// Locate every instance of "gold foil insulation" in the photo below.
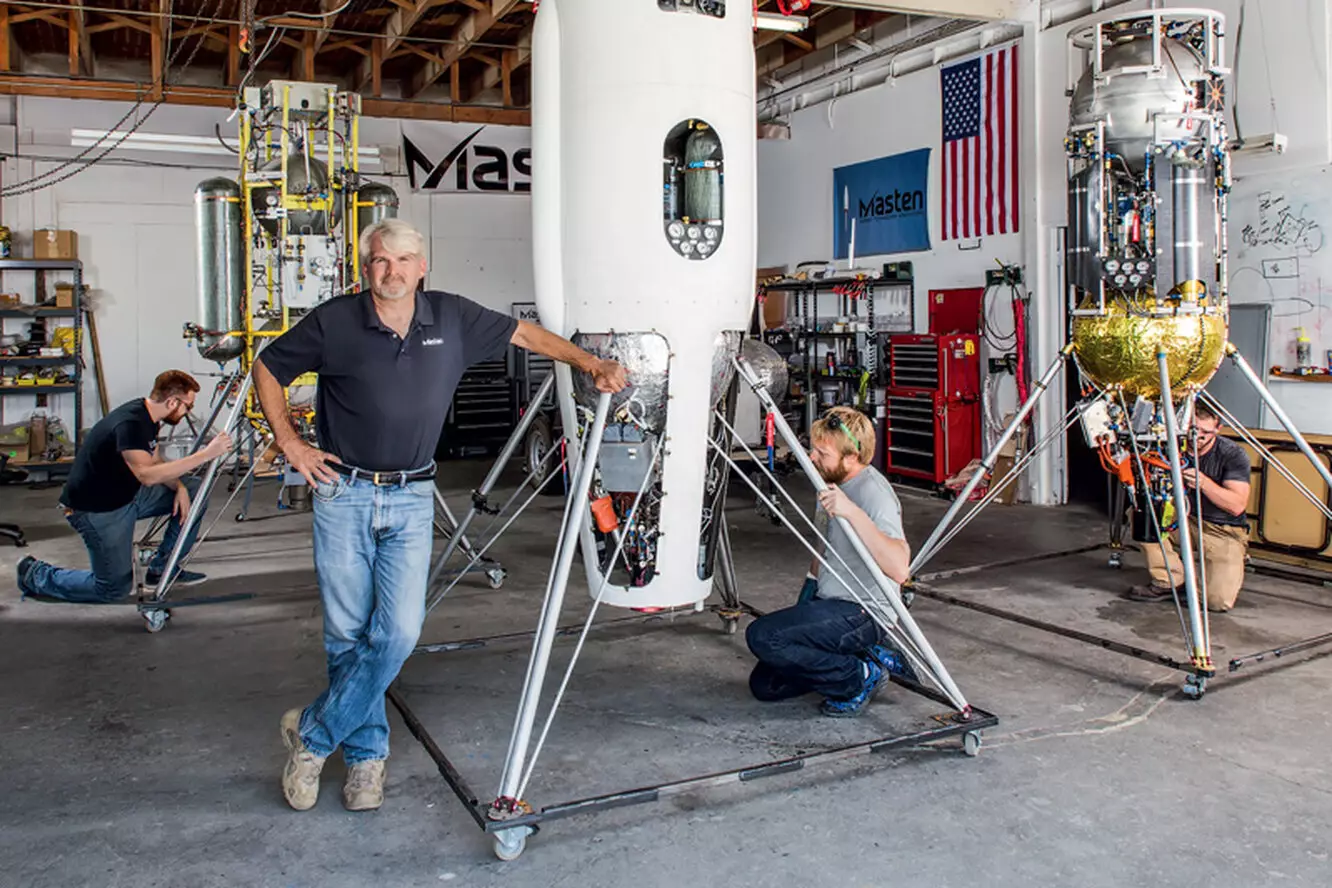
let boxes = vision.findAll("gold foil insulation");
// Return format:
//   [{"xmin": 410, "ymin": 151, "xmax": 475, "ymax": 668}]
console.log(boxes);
[{"xmin": 1071, "ymin": 295, "xmax": 1228, "ymax": 399}]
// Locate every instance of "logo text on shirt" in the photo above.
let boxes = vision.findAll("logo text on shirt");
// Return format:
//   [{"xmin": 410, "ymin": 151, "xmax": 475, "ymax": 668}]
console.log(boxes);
[{"xmin": 422, "ymin": 338, "xmax": 444, "ymax": 346}]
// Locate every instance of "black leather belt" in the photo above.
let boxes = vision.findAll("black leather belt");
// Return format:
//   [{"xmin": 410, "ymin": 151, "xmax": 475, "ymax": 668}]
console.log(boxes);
[{"xmin": 329, "ymin": 461, "xmax": 436, "ymax": 486}]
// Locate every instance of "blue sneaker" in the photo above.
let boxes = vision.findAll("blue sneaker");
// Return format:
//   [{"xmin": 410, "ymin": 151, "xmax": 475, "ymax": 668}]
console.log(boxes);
[
  {"xmin": 820, "ymin": 657, "xmax": 889, "ymax": 718},
  {"xmin": 866, "ymin": 643, "xmax": 919, "ymax": 684},
  {"xmin": 16, "ymin": 556, "xmax": 37, "ymax": 599},
  {"xmin": 145, "ymin": 567, "xmax": 207, "ymax": 588}
]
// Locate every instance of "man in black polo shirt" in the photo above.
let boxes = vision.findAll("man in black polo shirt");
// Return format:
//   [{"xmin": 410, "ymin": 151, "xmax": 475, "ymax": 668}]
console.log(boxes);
[
  {"xmin": 16, "ymin": 370, "xmax": 232, "ymax": 603},
  {"xmin": 256, "ymin": 218, "xmax": 627, "ymax": 813},
  {"xmin": 1127, "ymin": 403, "xmax": 1252, "ymax": 613}
]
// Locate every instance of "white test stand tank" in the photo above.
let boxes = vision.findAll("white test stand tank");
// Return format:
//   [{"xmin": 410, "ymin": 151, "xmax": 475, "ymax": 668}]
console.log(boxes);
[{"xmin": 532, "ymin": 0, "xmax": 756, "ymax": 610}]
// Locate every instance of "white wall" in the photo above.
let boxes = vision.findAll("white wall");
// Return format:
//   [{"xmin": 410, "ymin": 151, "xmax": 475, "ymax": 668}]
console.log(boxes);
[
  {"xmin": 0, "ymin": 96, "xmax": 532, "ymax": 434},
  {"xmin": 758, "ymin": 57, "xmax": 1025, "ymax": 320}
]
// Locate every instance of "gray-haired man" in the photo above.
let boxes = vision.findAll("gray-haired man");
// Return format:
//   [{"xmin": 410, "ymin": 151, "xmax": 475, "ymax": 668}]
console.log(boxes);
[{"xmin": 254, "ymin": 218, "xmax": 628, "ymax": 812}]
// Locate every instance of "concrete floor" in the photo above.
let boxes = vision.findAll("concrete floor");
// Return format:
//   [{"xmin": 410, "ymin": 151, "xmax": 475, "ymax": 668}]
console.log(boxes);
[{"xmin": 1, "ymin": 460, "xmax": 1330, "ymax": 887}]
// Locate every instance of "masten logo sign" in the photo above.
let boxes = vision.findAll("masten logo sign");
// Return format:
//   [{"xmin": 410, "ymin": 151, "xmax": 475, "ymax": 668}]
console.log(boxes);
[{"xmin": 402, "ymin": 124, "xmax": 532, "ymax": 193}]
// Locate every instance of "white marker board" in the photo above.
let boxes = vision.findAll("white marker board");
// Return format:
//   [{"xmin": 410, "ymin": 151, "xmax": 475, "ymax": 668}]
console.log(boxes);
[{"xmin": 1229, "ymin": 167, "xmax": 1332, "ymax": 369}]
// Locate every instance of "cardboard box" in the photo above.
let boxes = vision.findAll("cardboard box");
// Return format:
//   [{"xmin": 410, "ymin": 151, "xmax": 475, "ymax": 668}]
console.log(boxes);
[
  {"xmin": 757, "ymin": 265, "xmax": 788, "ymax": 330},
  {"xmin": 28, "ymin": 416, "xmax": 47, "ymax": 457},
  {"xmin": 54, "ymin": 283, "xmax": 76, "ymax": 308},
  {"xmin": 2, "ymin": 443, "xmax": 30, "ymax": 464},
  {"xmin": 34, "ymin": 229, "xmax": 78, "ymax": 260}
]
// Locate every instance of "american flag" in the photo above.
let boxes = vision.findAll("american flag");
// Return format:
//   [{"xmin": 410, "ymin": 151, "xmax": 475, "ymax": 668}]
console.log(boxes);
[{"xmin": 940, "ymin": 43, "xmax": 1019, "ymax": 240}]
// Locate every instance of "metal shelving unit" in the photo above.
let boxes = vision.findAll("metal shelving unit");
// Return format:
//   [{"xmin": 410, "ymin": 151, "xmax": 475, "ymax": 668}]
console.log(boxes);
[
  {"xmin": 0, "ymin": 258, "xmax": 84, "ymax": 470},
  {"xmin": 762, "ymin": 265, "xmax": 915, "ymax": 438}
]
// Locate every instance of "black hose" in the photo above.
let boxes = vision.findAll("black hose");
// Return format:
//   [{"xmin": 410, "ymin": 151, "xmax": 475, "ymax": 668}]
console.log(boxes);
[
  {"xmin": 214, "ymin": 124, "xmax": 239, "ymax": 155},
  {"xmin": 1233, "ymin": 0, "xmax": 1246, "ymax": 148}
]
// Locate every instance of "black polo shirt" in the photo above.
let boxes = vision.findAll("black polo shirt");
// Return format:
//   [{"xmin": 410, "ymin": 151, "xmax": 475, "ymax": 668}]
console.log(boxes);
[
  {"xmin": 62, "ymin": 398, "xmax": 159, "ymax": 512},
  {"xmin": 257, "ymin": 290, "xmax": 518, "ymax": 472}
]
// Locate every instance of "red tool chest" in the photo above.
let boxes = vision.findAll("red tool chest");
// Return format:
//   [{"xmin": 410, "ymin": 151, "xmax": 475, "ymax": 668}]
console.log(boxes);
[{"xmin": 883, "ymin": 334, "xmax": 981, "ymax": 484}]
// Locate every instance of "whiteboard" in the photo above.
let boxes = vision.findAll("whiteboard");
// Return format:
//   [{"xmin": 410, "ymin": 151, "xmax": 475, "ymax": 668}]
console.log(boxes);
[{"xmin": 1229, "ymin": 167, "xmax": 1332, "ymax": 370}]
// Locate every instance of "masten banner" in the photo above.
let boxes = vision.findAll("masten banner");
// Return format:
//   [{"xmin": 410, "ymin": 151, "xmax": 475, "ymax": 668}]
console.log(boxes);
[{"xmin": 833, "ymin": 147, "xmax": 931, "ymax": 258}]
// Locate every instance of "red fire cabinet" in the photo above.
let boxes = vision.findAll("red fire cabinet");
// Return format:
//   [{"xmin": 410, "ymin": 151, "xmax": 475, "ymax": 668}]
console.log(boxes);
[
  {"xmin": 927, "ymin": 287, "xmax": 985, "ymax": 336},
  {"xmin": 882, "ymin": 333, "xmax": 981, "ymax": 484}
]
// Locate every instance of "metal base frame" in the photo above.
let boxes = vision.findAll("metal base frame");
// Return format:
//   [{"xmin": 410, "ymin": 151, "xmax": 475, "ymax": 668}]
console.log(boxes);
[
  {"xmin": 392, "ymin": 374, "xmax": 998, "ymax": 860},
  {"xmin": 388, "ymin": 607, "xmax": 998, "ymax": 849},
  {"xmin": 903, "ymin": 342, "xmax": 1332, "ymax": 699}
]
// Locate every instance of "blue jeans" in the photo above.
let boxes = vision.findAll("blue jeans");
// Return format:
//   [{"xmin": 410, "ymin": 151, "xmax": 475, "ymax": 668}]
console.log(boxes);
[
  {"xmin": 297, "ymin": 473, "xmax": 435, "ymax": 764},
  {"xmin": 746, "ymin": 598, "xmax": 883, "ymax": 701},
  {"xmin": 24, "ymin": 477, "xmax": 204, "ymax": 604}
]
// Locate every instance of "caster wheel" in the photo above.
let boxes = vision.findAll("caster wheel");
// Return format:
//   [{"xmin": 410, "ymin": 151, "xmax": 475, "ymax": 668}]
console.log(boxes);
[
  {"xmin": 1182, "ymin": 675, "xmax": 1207, "ymax": 700},
  {"xmin": 142, "ymin": 609, "xmax": 170, "ymax": 633},
  {"xmin": 1108, "ymin": 553, "xmax": 1123, "ymax": 569},
  {"xmin": 492, "ymin": 827, "xmax": 529, "ymax": 861},
  {"xmin": 136, "ymin": 549, "xmax": 154, "ymax": 566},
  {"xmin": 723, "ymin": 618, "xmax": 738, "ymax": 636},
  {"xmin": 962, "ymin": 731, "xmax": 982, "ymax": 757},
  {"xmin": 901, "ymin": 589, "xmax": 915, "ymax": 609},
  {"xmin": 234, "ymin": 513, "xmax": 247, "ymax": 523},
  {"xmin": 487, "ymin": 568, "xmax": 507, "ymax": 590}
]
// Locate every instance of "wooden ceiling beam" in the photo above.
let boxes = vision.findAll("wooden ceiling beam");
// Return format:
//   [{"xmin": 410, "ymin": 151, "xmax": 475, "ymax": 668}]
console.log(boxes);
[
  {"xmin": 461, "ymin": 24, "xmax": 530, "ymax": 105},
  {"xmin": 9, "ymin": 9, "xmax": 69, "ymax": 28},
  {"xmin": 149, "ymin": 0, "xmax": 166, "ymax": 100},
  {"xmin": 355, "ymin": 0, "xmax": 432, "ymax": 92},
  {"xmin": 0, "ymin": 7, "xmax": 9, "ymax": 73},
  {"xmin": 226, "ymin": 23, "xmax": 239, "ymax": 86},
  {"xmin": 407, "ymin": 0, "xmax": 522, "ymax": 99},
  {"xmin": 64, "ymin": 1, "xmax": 93, "ymax": 76},
  {"xmin": 0, "ymin": 74, "xmax": 532, "ymax": 125},
  {"xmin": 321, "ymin": 39, "xmax": 370, "ymax": 56},
  {"xmin": 86, "ymin": 15, "xmax": 154, "ymax": 37},
  {"xmin": 311, "ymin": 0, "xmax": 346, "ymax": 55}
]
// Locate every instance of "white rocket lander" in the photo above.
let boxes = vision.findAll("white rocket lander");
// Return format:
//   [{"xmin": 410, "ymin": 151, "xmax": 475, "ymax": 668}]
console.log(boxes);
[{"xmin": 458, "ymin": 0, "xmax": 983, "ymax": 861}]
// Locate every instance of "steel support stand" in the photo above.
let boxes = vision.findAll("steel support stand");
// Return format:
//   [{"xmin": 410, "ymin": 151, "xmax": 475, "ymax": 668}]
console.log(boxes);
[
  {"xmin": 428, "ymin": 374, "xmax": 556, "ymax": 593},
  {"xmin": 910, "ymin": 344, "xmax": 1073, "ymax": 575},
  {"xmin": 490, "ymin": 392, "xmax": 612, "ymax": 844},
  {"xmin": 430, "ymin": 486, "xmax": 503, "ymax": 590},
  {"xmin": 148, "ymin": 371, "xmax": 255, "ymax": 603},
  {"xmin": 734, "ymin": 356, "xmax": 972, "ymax": 714},
  {"xmin": 1156, "ymin": 350, "xmax": 1213, "ymax": 696}
]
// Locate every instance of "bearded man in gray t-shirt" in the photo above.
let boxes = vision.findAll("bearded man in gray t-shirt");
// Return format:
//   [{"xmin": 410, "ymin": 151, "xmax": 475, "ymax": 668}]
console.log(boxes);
[{"xmin": 745, "ymin": 407, "xmax": 915, "ymax": 718}]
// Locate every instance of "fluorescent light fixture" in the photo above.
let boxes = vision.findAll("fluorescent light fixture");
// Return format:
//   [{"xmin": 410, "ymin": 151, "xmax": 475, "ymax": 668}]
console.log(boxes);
[
  {"xmin": 70, "ymin": 129, "xmax": 381, "ymax": 166},
  {"xmin": 755, "ymin": 11, "xmax": 809, "ymax": 32}
]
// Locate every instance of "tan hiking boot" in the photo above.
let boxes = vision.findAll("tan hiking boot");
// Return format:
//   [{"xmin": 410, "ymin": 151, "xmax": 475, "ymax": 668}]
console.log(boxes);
[
  {"xmin": 280, "ymin": 708, "xmax": 325, "ymax": 811},
  {"xmin": 343, "ymin": 760, "xmax": 386, "ymax": 811}
]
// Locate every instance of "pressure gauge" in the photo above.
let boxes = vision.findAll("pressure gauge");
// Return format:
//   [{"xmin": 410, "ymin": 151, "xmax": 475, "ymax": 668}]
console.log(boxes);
[
  {"xmin": 1113, "ymin": 273, "xmax": 1128, "ymax": 286},
  {"xmin": 1128, "ymin": 273, "xmax": 1142, "ymax": 286},
  {"xmin": 1105, "ymin": 259, "xmax": 1120, "ymax": 273},
  {"xmin": 703, "ymin": 226, "xmax": 718, "ymax": 241},
  {"xmin": 1135, "ymin": 260, "xmax": 1150, "ymax": 273},
  {"xmin": 687, "ymin": 226, "xmax": 701, "ymax": 240},
  {"xmin": 698, "ymin": 242, "xmax": 713, "ymax": 255},
  {"xmin": 680, "ymin": 241, "xmax": 695, "ymax": 254},
  {"xmin": 667, "ymin": 221, "xmax": 685, "ymax": 239}
]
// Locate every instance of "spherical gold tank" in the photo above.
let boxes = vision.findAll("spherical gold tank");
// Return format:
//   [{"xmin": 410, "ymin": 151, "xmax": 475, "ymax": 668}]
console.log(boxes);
[{"xmin": 1071, "ymin": 296, "xmax": 1228, "ymax": 399}]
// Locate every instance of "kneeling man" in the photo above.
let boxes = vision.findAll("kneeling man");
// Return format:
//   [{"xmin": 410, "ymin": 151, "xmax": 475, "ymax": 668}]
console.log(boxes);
[{"xmin": 746, "ymin": 407, "xmax": 915, "ymax": 718}]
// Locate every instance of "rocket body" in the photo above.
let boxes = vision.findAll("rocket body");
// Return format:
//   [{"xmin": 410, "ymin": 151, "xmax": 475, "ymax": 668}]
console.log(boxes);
[{"xmin": 532, "ymin": 0, "xmax": 756, "ymax": 608}]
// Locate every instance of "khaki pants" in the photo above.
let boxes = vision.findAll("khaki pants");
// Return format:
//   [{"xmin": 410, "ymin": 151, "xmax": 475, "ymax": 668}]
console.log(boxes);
[{"xmin": 1142, "ymin": 520, "xmax": 1249, "ymax": 611}]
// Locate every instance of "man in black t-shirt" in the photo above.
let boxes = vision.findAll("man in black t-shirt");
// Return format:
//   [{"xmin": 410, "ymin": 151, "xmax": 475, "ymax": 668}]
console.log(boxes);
[
  {"xmin": 261, "ymin": 218, "xmax": 627, "ymax": 815},
  {"xmin": 1127, "ymin": 404, "xmax": 1252, "ymax": 612},
  {"xmin": 16, "ymin": 370, "xmax": 232, "ymax": 604}
]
